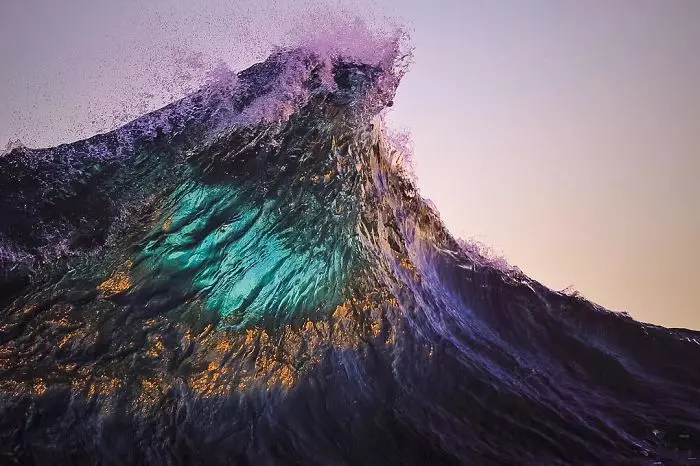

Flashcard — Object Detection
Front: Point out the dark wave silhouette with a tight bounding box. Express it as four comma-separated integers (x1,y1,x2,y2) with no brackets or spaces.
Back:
1,41,699,466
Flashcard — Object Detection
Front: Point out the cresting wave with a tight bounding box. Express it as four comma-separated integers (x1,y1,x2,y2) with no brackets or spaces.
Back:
1,32,699,466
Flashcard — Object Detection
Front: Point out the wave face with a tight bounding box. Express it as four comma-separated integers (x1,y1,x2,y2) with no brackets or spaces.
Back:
1,44,700,466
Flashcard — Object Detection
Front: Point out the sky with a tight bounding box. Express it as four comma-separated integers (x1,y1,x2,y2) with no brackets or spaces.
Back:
1,0,698,329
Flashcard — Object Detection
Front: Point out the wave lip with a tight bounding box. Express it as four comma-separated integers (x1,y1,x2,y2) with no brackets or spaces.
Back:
1,37,700,466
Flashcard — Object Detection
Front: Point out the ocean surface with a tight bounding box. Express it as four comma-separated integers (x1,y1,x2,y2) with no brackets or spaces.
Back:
1,37,699,465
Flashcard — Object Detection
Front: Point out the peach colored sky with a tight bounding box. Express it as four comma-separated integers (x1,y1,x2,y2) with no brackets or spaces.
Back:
1,0,698,329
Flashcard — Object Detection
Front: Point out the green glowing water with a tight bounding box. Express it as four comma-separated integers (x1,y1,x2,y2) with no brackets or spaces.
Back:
136,171,353,327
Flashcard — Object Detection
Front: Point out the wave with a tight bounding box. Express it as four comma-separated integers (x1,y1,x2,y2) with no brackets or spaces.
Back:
1,35,699,466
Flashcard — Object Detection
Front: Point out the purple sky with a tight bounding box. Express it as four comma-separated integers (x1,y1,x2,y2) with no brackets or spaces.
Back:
1,0,699,329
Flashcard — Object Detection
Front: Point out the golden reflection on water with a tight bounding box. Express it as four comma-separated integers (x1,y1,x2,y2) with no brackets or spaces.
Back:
2,274,409,414
97,260,134,296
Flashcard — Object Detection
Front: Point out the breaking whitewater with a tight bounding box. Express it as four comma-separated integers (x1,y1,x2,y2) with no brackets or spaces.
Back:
1,31,699,466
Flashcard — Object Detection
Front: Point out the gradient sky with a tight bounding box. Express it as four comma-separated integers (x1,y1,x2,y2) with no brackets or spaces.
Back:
1,0,698,329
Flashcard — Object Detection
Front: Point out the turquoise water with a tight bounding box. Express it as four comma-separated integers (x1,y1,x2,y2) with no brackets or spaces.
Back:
136,173,352,327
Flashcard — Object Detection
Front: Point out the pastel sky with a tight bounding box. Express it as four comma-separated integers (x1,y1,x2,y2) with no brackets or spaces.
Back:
1,0,698,329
